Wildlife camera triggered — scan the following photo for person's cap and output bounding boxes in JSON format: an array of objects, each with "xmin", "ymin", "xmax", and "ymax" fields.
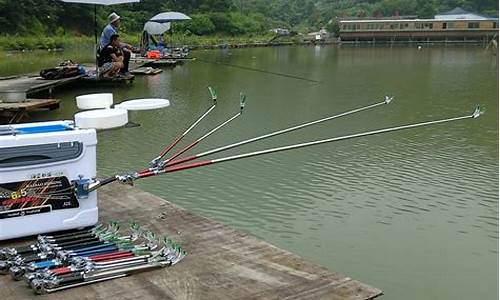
[
  {"xmin": 108, "ymin": 12, "xmax": 121, "ymax": 24},
  {"xmin": 110, "ymin": 34, "xmax": 120, "ymax": 40}
]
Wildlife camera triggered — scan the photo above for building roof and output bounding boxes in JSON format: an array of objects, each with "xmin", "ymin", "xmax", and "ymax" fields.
[
  {"xmin": 339, "ymin": 18, "xmax": 494, "ymax": 23},
  {"xmin": 435, "ymin": 7, "xmax": 488, "ymax": 20},
  {"xmin": 439, "ymin": 7, "xmax": 470, "ymax": 15}
]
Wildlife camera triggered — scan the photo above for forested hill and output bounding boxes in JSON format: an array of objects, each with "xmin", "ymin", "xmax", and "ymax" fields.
[{"xmin": 0, "ymin": 0, "xmax": 498, "ymax": 36}]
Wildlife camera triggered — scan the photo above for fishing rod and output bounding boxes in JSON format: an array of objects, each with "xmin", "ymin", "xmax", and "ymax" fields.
[
  {"xmin": 148, "ymin": 86, "xmax": 219, "ymax": 168},
  {"xmin": 19, "ymin": 234, "xmax": 159, "ymax": 282},
  {"xmin": 197, "ymin": 58, "xmax": 322, "ymax": 83},
  {"xmin": 0, "ymin": 222, "xmax": 132, "ymax": 269},
  {"xmin": 156, "ymin": 92, "xmax": 246, "ymax": 168},
  {"xmin": 153, "ymin": 96, "xmax": 393, "ymax": 170},
  {"xmin": 30, "ymin": 239, "xmax": 186, "ymax": 294},
  {"xmin": 136, "ymin": 106, "xmax": 483, "ymax": 179},
  {"xmin": 82, "ymin": 95, "xmax": 393, "ymax": 191},
  {"xmin": 81, "ymin": 87, "xmax": 219, "ymax": 192}
]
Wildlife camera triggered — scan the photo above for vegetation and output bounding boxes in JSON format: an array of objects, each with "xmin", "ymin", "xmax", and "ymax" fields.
[{"xmin": 0, "ymin": 0, "xmax": 497, "ymax": 50}]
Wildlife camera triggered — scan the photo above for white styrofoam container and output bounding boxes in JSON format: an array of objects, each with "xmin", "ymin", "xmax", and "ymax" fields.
[
  {"xmin": 75, "ymin": 109, "xmax": 128, "ymax": 129},
  {"xmin": 0, "ymin": 120, "xmax": 98, "ymax": 240},
  {"xmin": 76, "ymin": 93, "xmax": 113, "ymax": 110},
  {"xmin": 115, "ymin": 98, "xmax": 170, "ymax": 111}
]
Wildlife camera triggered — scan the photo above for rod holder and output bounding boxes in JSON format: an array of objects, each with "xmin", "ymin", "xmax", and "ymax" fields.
[
  {"xmin": 208, "ymin": 86, "xmax": 217, "ymax": 102},
  {"xmin": 472, "ymin": 105, "xmax": 485, "ymax": 118}
]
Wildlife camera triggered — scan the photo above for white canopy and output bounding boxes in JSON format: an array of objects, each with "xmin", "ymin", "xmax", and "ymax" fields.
[
  {"xmin": 144, "ymin": 21, "xmax": 171, "ymax": 35},
  {"xmin": 149, "ymin": 12, "xmax": 191, "ymax": 23}
]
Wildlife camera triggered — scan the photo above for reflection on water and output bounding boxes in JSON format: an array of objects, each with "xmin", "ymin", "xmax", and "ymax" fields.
[{"xmin": 3, "ymin": 45, "xmax": 498, "ymax": 300}]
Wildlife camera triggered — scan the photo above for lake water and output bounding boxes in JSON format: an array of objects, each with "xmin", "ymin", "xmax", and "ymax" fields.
[{"xmin": 1, "ymin": 44, "xmax": 498, "ymax": 300}]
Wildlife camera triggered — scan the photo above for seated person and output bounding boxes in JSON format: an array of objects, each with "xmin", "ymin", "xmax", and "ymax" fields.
[
  {"xmin": 98, "ymin": 34, "xmax": 124, "ymax": 78},
  {"xmin": 100, "ymin": 12, "xmax": 135, "ymax": 75}
]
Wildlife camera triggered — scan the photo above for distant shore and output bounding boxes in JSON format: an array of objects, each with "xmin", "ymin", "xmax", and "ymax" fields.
[
  {"xmin": 0, "ymin": 33, "xmax": 307, "ymax": 51},
  {"xmin": 1, "ymin": 33, "xmax": 492, "ymax": 52}
]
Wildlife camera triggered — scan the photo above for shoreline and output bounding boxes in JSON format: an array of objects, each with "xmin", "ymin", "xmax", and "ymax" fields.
[{"xmin": 1, "ymin": 33, "xmax": 494, "ymax": 52}]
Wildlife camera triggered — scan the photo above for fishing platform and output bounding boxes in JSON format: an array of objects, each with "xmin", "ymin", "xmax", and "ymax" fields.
[
  {"xmin": 0, "ymin": 184, "xmax": 383, "ymax": 299},
  {"xmin": 0, "ymin": 74, "xmax": 83, "ymax": 102},
  {"xmin": 130, "ymin": 57, "xmax": 180, "ymax": 67},
  {"xmin": 0, "ymin": 99, "xmax": 60, "ymax": 123}
]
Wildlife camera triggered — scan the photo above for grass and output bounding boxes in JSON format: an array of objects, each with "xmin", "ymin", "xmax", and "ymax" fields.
[{"xmin": 0, "ymin": 35, "xmax": 93, "ymax": 51}]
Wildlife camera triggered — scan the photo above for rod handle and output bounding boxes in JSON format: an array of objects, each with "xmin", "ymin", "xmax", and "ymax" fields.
[
  {"xmin": 14, "ymin": 245, "xmax": 37, "ymax": 255},
  {"xmin": 64, "ymin": 240, "xmax": 106, "ymax": 251},
  {"xmin": 51, "ymin": 267, "xmax": 71, "ymax": 276},
  {"xmin": 58, "ymin": 273, "xmax": 84, "ymax": 285}
]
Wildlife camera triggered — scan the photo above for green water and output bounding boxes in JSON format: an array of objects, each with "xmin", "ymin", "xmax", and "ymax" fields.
[{"xmin": 1, "ymin": 45, "xmax": 498, "ymax": 300}]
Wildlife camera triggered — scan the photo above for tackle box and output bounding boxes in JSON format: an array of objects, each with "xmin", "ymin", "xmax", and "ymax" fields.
[{"xmin": 0, "ymin": 120, "xmax": 98, "ymax": 240}]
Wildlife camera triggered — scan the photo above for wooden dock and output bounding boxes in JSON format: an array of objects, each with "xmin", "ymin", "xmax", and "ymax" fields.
[
  {"xmin": 0, "ymin": 75, "xmax": 83, "ymax": 102},
  {"xmin": 131, "ymin": 57, "xmax": 180, "ymax": 67},
  {"xmin": 0, "ymin": 99, "xmax": 60, "ymax": 123},
  {"xmin": 131, "ymin": 66, "xmax": 163, "ymax": 75},
  {"xmin": 0, "ymin": 184, "xmax": 382, "ymax": 299}
]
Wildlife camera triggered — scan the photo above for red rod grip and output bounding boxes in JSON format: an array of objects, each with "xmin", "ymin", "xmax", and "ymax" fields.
[
  {"xmin": 90, "ymin": 251, "xmax": 131, "ymax": 260},
  {"xmin": 138, "ymin": 170, "xmax": 156, "ymax": 178},
  {"xmin": 92, "ymin": 252, "xmax": 134, "ymax": 262},
  {"xmin": 51, "ymin": 267, "xmax": 71, "ymax": 275}
]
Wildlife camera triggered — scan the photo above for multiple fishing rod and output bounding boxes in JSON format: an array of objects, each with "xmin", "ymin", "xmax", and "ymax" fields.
[
  {"xmin": 81, "ymin": 89, "xmax": 483, "ymax": 195},
  {"xmin": 149, "ymin": 86, "xmax": 219, "ymax": 168},
  {"xmin": 0, "ymin": 222, "xmax": 186, "ymax": 294}
]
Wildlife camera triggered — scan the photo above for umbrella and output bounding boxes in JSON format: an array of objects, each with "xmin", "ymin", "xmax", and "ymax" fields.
[
  {"xmin": 144, "ymin": 21, "xmax": 171, "ymax": 35},
  {"xmin": 149, "ymin": 12, "xmax": 191, "ymax": 23},
  {"xmin": 59, "ymin": 0, "xmax": 140, "ymax": 76}
]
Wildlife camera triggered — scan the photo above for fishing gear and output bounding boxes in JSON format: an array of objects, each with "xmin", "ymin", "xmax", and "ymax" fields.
[
  {"xmin": 28, "ymin": 237, "xmax": 185, "ymax": 294},
  {"xmin": 149, "ymin": 86, "xmax": 218, "ymax": 168},
  {"xmin": 0, "ymin": 224, "xmax": 111, "ymax": 273},
  {"xmin": 88, "ymin": 95, "xmax": 393, "ymax": 189},
  {"xmin": 156, "ymin": 95, "xmax": 393, "ymax": 169},
  {"xmin": 153, "ymin": 92, "xmax": 246, "ymax": 169},
  {"xmin": 83, "ymin": 86, "xmax": 220, "ymax": 193},
  {"xmin": 1, "ymin": 222, "xmax": 186, "ymax": 294},
  {"xmin": 137, "ymin": 106, "xmax": 484, "ymax": 179},
  {"xmin": 23, "ymin": 229, "xmax": 160, "ymax": 284},
  {"xmin": 72, "ymin": 93, "xmax": 482, "ymax": 202},
  {"xmin": 0, "ymin": 222, "xmax": 135, "ymax": 277}
]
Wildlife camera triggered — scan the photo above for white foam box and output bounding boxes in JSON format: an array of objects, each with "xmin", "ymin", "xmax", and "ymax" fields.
[{"xmin": 0, "ymin": 120, "xmax": 98, "ymax": 240}]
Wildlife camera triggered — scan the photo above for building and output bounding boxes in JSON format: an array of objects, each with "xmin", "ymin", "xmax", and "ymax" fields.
[
  {"xmin": 270, "ymin": 28, "xmax": 290, "ymax": 36},
  {"xmin": 303, "ymin": 28, "xmax": 329, "ymax": 42},
  {"xmin": 338, "ymin": 7, "xmax": 498, "ymax": 42}
]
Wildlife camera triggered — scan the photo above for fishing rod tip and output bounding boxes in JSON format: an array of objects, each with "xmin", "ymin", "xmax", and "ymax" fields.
[
  {"xmin": 384, "ymin": 95, "xmax": 394, "ymax": 104},
  {"xmin": 240, "ymin": 92, "xmax": 246, "ymax": 111},
  {"xmin": 208, "ymin": 86, "xmax": 217, "ymax": 101},
  {"xmin": 472, "ymin": 105, "xmax": 485, "ymax": 118}
]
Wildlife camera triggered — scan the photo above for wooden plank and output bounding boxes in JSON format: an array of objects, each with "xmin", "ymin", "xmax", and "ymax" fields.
[
  {"xmin": 0, "ymin": 75, "xmax": 82, "ymax": 94},
  {"xmin": 0, "ymin": 99, "xmax": 60, "ymax": 111},
  {"xmin": 131, "ymin": 67, "xmax": 163, "ymax": 75},
  {"xmin": 130, "ymin": 57, "xmax": 178, "ymax": 67},
  {"xmin": 0, "ymin": 184, "xmax": 382, "ymax": 299},
  {"xmin": 0, "ymin": 99, "xmax": 60, "ymax": 123}
]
